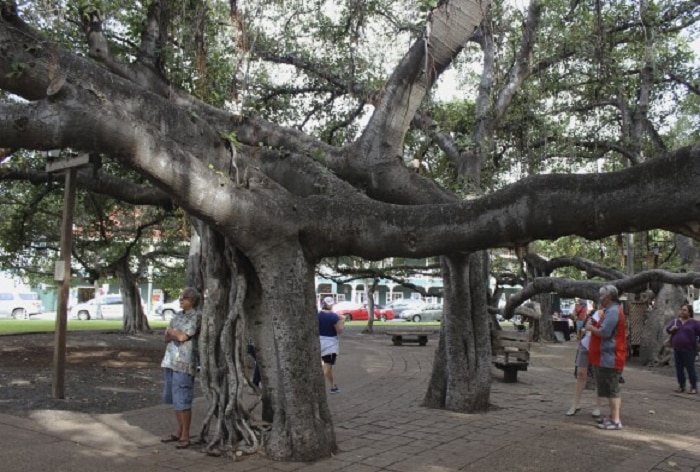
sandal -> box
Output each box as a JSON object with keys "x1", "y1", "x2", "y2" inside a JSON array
[
  {"x1": 674, "y1": 387, "x2": 685, "y2": 393},
  {"x1": 160, "y1": 433, "x2": 180, "y2": 443},
  {"x1": 175, "y1": 440, "x2": 190, "y2": 449}
]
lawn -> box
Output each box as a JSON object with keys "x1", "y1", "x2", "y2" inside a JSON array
[
  {"x1": 0, "y1": 319, "x2": 439, "y2": 336},
  {"x1": 0, "y1": 319, "x2": 168, "y2": 335}
]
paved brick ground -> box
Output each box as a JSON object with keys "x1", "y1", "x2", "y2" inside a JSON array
[{"x1": 1, "y1": 328, "x2": 699, "y2": 471}]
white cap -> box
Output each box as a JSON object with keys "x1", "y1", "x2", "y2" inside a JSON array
[{"x1": 323, "y1": 296, "x2": 334, "y2": 306}]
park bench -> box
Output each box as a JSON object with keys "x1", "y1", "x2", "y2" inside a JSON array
[
  {"x1": 385, "y1": 330, "x2": 436, "y2": 346},
  {"x1": 492, "y1": 329, "x2": 531, "y2": 383}
]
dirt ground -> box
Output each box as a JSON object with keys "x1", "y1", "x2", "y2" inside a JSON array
[{"x1": 0, "y1": 330, "x2": 165, "y2": 417}]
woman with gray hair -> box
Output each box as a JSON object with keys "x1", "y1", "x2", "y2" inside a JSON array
[{"x1": 160, "y1": 287, "x2": 202, "y2": 449}]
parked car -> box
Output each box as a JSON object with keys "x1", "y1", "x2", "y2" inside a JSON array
[
  {"x1": 155, "y1": 300, "x2": 181, "y2": 320},
  {"x1": 332, "y1": 301, "x2": 394, "y2": 321},
  {"x1": 384, "y1": 298, "x2": 427, "y2": 318},
  {"x1": 559, "y1": 299, "x2": 576, "y2": 317},
  {"x1": 399, "y1": 304, "x2": 443, "y2": 322},
  {"x1": 70, "y1": 294, "x2": 145, "y2": 320},
  {"x1": 0, "y1": 291, "x2": 44, "y2": 319}
]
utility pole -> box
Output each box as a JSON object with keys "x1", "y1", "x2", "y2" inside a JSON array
[{"x1": 47, "y1": 152, "x2": 90, "y2": 399}]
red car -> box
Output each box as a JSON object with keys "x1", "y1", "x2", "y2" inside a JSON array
[{"x1": 332, "y1": 302, "x2": 394, "y2": 321}]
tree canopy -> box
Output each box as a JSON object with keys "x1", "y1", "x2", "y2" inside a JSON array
[{"x1": 1, "y1": 0, "x2": 699, "y2": 462}]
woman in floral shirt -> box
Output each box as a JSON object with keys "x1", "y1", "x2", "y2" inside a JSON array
[{"x1": 160, "y1": 287, "x2": 202, "y2": 449}]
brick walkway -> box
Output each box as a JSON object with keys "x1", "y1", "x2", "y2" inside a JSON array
[{"x1": 1, "y1": 329, "x2": 699, "y2": 471}]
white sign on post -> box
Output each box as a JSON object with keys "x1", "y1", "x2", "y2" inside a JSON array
[{"x1": 54, "y1": 260, "x2": 65, "y2": 282}]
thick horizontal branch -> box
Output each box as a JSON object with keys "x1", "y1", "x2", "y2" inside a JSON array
[
  {"x1": 505, "y1": 269, "x2": 700, "y2": 317},
  {"x1": 524, "y1": 253, "x2": 625, "y2": 280},
  {"x1": 0, "y1": 167, "x2": 173, "y2": 207}
]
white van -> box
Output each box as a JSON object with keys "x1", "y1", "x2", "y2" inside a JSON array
[{"x1": 0, "y1": 291, "x2": 44, "y2": 319}]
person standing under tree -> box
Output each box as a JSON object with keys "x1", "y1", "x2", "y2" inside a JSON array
[
  {"x1": 666, "y1": 303, "x2": 700, "y2": 394},
  {"x1": 160, "y1": 287, "x2": 202, "y2": 449},
  {"x1": 566, "y1": 301, "x2": 603, "y2": 417},
  {"x1": 586, "y1": 285, "x2": 626, "y2": 430},
  {"x1": 573, "y1": 299, "x2": 588, "y2": 340},
  {"x1": 318, "y1": 296, "x2": 344, "y2": 394}
]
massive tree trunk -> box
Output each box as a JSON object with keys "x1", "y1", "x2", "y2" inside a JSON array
[
  {"x1": 250, "y1": 243, "x2": 337, "y2": 461},
  {"x1": 534, "y1": 293, "x2": 555, "y2": 342},
  {"x1": 196, "y1": 224, "x2": 264, "y2": 457},
  {"x1": 115, "y1": 257, "x2": 149, "y2": 333},
  {"x1": 191, "y1": 221, "x2": 335, "y2": 460},
  {"x1": 423, "y1": 252, "x2": 492, "y2": 411},
  {"x1": 639, "y1": 284, "x2": 687, "y2": 365}
]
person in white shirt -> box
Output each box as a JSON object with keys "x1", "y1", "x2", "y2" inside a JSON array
[{"x1": 566, "y1": 301, "x2": 603, "y2": 417}]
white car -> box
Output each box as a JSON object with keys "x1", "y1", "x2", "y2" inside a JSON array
[
  {"x1": 0, "y1": 291, "x2": 44, "y2": 319},
  {"x1": 155, "y1": 300, "x2": 181, "y2": 321},
  {"x1": 71, "y1": 294, "x2": 145, "y2": 321}
]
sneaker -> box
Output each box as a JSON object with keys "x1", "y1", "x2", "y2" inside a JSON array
[
  {"x1": 598, "y1": 420, "x2": 623, "y2": 430},
  {"x1": 591, "y1": 408, "x2": 601, "y2": 418},
  {"x1": 596, "y1": 416, "x2": 609, "y2": 425},
  {"x1": 330, "y1": 386, "x2": 340, "y2": 394}
]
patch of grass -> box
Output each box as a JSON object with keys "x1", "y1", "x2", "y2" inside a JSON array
[{"x1": 0, "y1": 319, "x2": 168, "y2": 335}]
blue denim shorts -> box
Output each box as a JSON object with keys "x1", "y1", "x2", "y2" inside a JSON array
[{"x1": 162, "y1": 368, "x2": 194, "y2": 410}]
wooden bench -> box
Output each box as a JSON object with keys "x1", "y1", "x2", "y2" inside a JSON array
[
  {"x1": 492, "y1": 329, "x2": 531, "y2": 383},
  {"x1": 385, "y1": 330, "x2": 436, "y2": 346}
]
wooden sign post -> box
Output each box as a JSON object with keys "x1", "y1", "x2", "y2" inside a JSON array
[{"x1": 47, "y1": 153, "x2": 90, "y2": 399}]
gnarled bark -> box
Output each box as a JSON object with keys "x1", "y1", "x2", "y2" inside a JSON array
[
  {"x1": 423, "y1": 252, "x2": 492, "y2": 411},
  {"x1": 114, "y1": 257, "x2": 149, "y2": 333},
  {"x1": 639, "y1": 284, "x2": 687, "y2": 366}
]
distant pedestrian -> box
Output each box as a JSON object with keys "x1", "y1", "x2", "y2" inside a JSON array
[
  {"x1": 566, "y1": 302, "x2": 603, "y2": 417},
  {"x1": 318, "y1": 296, "x2": 344, "y2": 394},
  {"x1": 586, "y1": 285, "x2": 626, "y2": 430},
  {"x1": 666, "y1": 303, "x2": 700, "y2": 394},
  {"x1": 160, "y1": 287, "x2": 202, "y2": 449}
]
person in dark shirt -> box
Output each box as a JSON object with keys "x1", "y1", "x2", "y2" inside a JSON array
[
  {"x1": 318, "y1": 296, "x2": 345, "y2": 394},
  {"x1": 666, "y1": 303, "x2": 700, "y2": 394}
]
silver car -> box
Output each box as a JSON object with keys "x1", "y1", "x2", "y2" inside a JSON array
[{"x1": 399, "y1": 304, "x2": 443, "y2": 322}]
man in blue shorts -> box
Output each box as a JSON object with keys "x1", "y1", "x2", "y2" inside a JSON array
[
  {"x1": 160, "y1": 287, "x2": 202, "y2": 449},
  {"x1": 318, "y1": 297, "x2": 345, "y2": 394}
]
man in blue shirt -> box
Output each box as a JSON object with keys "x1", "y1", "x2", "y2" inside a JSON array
[{"x1": 318, "y1": 296, "x2": 345, "y2": 394}]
